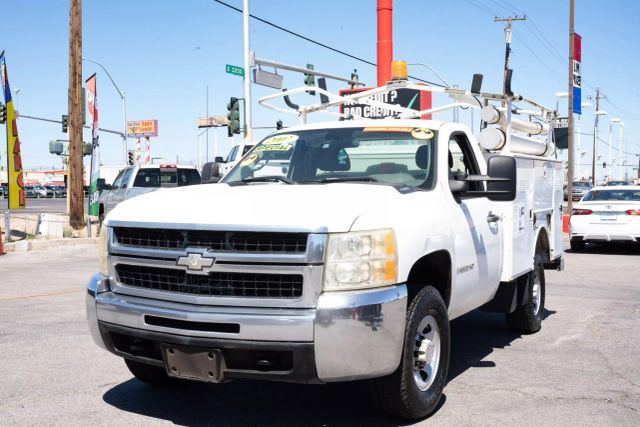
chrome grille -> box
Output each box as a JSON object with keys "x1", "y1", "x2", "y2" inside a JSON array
[
  {"x1": 115, "y1": 264, "x2": 303, "y2": 298},
  {"x1": 113, "y1": 227, "x2": 308, "y2": 253}
]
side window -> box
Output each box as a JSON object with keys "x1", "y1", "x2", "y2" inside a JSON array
[
  {"x1": 178, "y1": 169, "x2": 201, "y2": 186},
  {"x1": 448, "y1": 134, "x2": 484, "y2": 192},
  {"x1": 226, "y1": 146, "x2": 239, "y2": 162},
  {"x1": 120, "y1": 168, "x2": 135, "y2": 188},
  {"x1": 111, "y1": 170, "x2": 126, "y2": 189}
]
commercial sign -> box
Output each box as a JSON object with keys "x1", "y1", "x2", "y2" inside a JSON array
[
  {"x1": 0, "y1": 52, "x2": 25, "y2": 209},
  {"x1": 339, "y1": 87, "x2": 432, "y2": 120},
  {"x1": 127, "y1": 119, "x2": 158, "y2": 138},
  {"x1": 198, "y1": 116, "x2": 229, "y2": 128},
  {"x1": 572, "y1": 33, "x2": 582, "y2": 115},
  {"x1": 86, "y1": 74, "x2": 100, "y2": 216},
  {"x1": 552, "y1": 117, "x2": 569, "y2": 150}
]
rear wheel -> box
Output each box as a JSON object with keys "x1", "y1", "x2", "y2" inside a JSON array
[
  {"x1": 570, "y1": 238, "x2": 585, "y2": 252},
  {"x1": 506, "y1": 254, "x2": 545, "y2": 334},
  {"x1": 369, "y1": 286, "x2": 450, "y2": 420},
  {"x1": 125, "y1": 359, "x2": 174, "y2": 386}
]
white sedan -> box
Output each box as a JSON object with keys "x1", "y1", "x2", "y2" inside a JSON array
[{"x1": 569, "y1": 185, "x2": 640, "y2": 251}]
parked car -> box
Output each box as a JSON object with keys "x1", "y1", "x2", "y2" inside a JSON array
[
  {"x1": 32, "y1": 186, "x2": 54, "y2": 198},
  {"x1": 564, "y1": 181, "x2": 593, "y2": 201},
  {"x1": 0, "y1": 184, "x2": 7, "y2": 199},
  {"x1": 569, "y1": 185, "x2": 640, "y2": 251},
  {"x1": 98, "y1": 164, "x2": 201, "y2": 220},
  {"x1": 24, "y1": 186, "x2": 39, "y2": 198},
  {"x1": 49, "y1": 186, "x2": 67, "y2": 198}
]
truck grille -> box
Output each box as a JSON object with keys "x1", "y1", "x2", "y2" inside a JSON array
[
  {"x1": 115, "y1": 264, "x2": 303, "y2": 298},
  {"x1": 113, "y1": 227, "x2": 308, "y2": 253}
]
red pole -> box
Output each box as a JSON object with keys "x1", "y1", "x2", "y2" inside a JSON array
[{"x1": 377, "y1": 0, "x2": 393, "y2": 86}]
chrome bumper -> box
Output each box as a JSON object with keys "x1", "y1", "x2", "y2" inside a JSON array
[{"x1": 86, "y1": 273, "x2": 407, "y2": 382}]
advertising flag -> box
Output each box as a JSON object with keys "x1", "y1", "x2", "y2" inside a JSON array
[
  {"x1": 0, "y1": 51, "x2": 25, "y2": 209},
  {"x1": 572, "y1": 33, "x2": 582, "y2": 115},
  {"x1": 86, "y1": 74, "x2": 100, "y2": 216}
]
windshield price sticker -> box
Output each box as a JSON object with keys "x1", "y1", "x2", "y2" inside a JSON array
[
  {"x1": 240, "y1": 153, "x2": 259, "y2": 166},
  {"x1": 255, "y1": 134, "x2": 298, "y2": 152},
  {"x1": 411, "y1": 128, "x2": 434, "y2": 140}
]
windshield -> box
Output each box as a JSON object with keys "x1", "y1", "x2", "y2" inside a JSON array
[
  {"x1": 573, "y1": 182, "x2": 592, "y2": 188},
  {"x1": 222, "y1": 126, "x2": 437, "y2": 187},
  {"x1": 582, "y1": 189, "x2": 640, "y2": 201}
]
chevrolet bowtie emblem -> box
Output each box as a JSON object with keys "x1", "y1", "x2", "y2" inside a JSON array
[{"x1": 177, "y1": 253, "x2": 215, "y2": 272}]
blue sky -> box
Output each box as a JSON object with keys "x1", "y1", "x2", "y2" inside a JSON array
[{"x1": 2, "y1": 0, "x2": 639, "y2": 180}]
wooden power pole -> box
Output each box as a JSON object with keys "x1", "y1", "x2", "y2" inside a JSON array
[
  {"x1": 494, "y1": 15, "x2": 527, "y2": 96},
  {"x1": 68, "y1": 0, "x2": 83, "y2": 228},
  {"x1": 567, "y1": 0, "x2": 575, "y2": 212}
]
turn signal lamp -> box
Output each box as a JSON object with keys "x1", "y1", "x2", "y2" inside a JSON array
[{"x1": 391, "y1": 60, "x2": 408, "y2": 81}]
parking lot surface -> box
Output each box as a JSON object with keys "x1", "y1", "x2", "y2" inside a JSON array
[{"x1": 1, "y1": 242, "x2": 639, "y2": 426}]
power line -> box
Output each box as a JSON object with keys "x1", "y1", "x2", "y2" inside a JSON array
[
  {"x1": 511, "y1": 32, "x2": 565, "y2": 85},
  {"x1": 603, "y1": 98, "x2": 640, "y2": 121},
  {"x1": 211, "y1": 0, "x2": 443, "y2": 87}
]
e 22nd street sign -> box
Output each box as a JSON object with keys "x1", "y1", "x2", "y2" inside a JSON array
[{"x1": 225, "y1": 64, "x2": 245, "y2": 77}]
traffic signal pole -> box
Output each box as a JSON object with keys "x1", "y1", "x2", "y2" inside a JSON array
[{"x1": 242, "y1": 0, "x2": 252, "y2": 142}]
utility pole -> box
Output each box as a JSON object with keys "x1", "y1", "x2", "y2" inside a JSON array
[
  {"x1": 566, "y1": 0, "x2": 574, "y2": 211},
  {"x1": 591, "y1": 88, "x2": 605, "y2": 186},
  {"x1": 494, "y1": 15, "x2": 527, "y2": 96},
  {"x1": 67, "y1": 0, "x2": 84, "y2": 228}
]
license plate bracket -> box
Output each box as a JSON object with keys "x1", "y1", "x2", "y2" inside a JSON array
[{"x1": 162, "y1": 345, "x2": 223, "y2": 383}]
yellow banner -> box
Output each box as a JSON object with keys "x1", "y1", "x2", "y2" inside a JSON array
[{"x1": 1, "y1": 53, "x2": 25, "y2": 208}]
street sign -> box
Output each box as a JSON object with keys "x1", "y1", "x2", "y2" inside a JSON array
[
  {"x1": 198, "y1": 116, "x2": 229, "y2": 128},
  {"x1": 253, "y1": 68, "x2": 283, "y2": 89},
  {"x1": 339, "y1": 87, "x2": 432, "y2": 119},
  {"x1": 225, "y1": 64, "x2": 245, "y2": 77},
  {"x1": 127, "y1": 120, "x2": 158, "y2": 138},
  {"x1": 552, "y1": 116, "x2": 569, "y2": 149}
]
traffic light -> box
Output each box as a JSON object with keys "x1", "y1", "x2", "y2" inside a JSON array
[
  {"x1": 304, "y1": 63, "x2": 315, "y2": 95},
  {"x1": 603, "y1": 162, "x2": 606, "y2": 168},
  {"x1": 276, "y1": 119, "x2": 283, "y2": 130},
  {"x1": 62, "y1": 114, "x2": 68, "y2": 133},
  {"x1": 226, "y1": 97, "x2": 241, "y2": 137},
  {"x1": 0, "y1": 103, "x2": 6, "y2": 124},
  {"x1": 127, "y1": 150, "x2": 135, "y2": 165}
]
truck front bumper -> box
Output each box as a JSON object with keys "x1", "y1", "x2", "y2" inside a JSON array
[{"x1": 86, "y1": 273, "x2": 407, "y2": 383}]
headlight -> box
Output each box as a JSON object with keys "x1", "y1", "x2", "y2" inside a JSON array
[
  {"x1": 323, "y1": 229, "x2": 397, "y2": 291},
  {"x1": 98, "y1": 224, "x2": 109, "y2": 276}
]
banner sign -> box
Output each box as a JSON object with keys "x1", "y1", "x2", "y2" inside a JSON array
[
  {"x1": 198, "y1": 116, "x2": 229, "y2": 128},
  {"x1": 86, "y1": 74, "x2": 100, "y2": 216},
  {"x1": 0, "y1": 52, "x2": 25, "y2": 209},
  {"x1": 572, "y1": 33, "x2": 582, "y2": 115},
  {"x1": 339, "y1": 87, "x2": 432, "y2": 119},
  {"x1": 127, "y1": 119, "x2": 158, "y2": 138}
]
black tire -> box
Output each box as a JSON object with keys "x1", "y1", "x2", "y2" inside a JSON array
[
  {"x1": 125, "y1": 359, "x2": 173, "y2": 386},
  {"x1": 369, "y1": 286, "x2": 450, "y2": 421},
  {"x1": 570, "y1": 238, "x2": 585, "y2": 252},
  {"x1": 506, "y1": 254, "x2": 545, "y2": 334}
]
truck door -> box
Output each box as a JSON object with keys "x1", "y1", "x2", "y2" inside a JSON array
[
  {"x1": 446, "y1": 133, "x2": 503, "y2": 317},
  {"x1": 110, "y1": 167, "x2": 135, "y2": 209}
]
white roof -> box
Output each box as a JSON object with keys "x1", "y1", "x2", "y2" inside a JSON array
[{"x1": 277, "y1": 118, "x2": 446, "y2": 133}]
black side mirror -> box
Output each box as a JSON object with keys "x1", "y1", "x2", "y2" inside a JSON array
[
  {"x1": 96, "y1": 178, "x2": 111, "y2": 191},
  {"x1": 449, "y1": 179, "x2": 469, "y2": 194},
  {"x1": 201, "y1": 162, "x2": 221, "y2": 184},
  {"x1": 486, "y1": 156, "x2": 516, "y2": 201},
  {"x1": 214, "y1": 156, "x2": 225, "y2": 163}
]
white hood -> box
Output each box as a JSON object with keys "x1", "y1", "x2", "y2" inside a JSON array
[{"x1": 105, "y1": 183, "x2": 402, "y2": 233}]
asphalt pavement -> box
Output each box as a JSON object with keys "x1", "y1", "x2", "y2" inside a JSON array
[
  {"x1": 1, "y1": 242, "x2": 639, "y2": 426},
  {"x1": 0, "y1": 197, "x2": 74, "y2": 214}
]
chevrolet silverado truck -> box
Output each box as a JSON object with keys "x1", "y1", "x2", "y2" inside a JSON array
[{"x1": 87, "y1": 81, "x2": 563, "y2": 420}]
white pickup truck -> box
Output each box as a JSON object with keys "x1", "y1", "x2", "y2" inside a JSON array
[{"x1": 87, "y1": 82, "x2": 563, "y2": 420}]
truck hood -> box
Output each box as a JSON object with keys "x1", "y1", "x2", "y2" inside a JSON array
[{"x1": 105, "y1": 183, "x2": 403, "y2": 233}]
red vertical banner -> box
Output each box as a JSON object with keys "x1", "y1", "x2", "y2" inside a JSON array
[{"x1": 573, "y1": 33, "x2": 582, "y2": 62}]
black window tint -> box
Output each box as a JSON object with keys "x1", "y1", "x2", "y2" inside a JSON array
[
  {"x1": 133, "y1": 168, "x2": 161, "y2": 188},
  {"x1": 178, "y1": 169, "x2": 201, "y2": 186}
]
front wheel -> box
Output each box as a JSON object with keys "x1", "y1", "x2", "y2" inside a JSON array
[
  {"x1": 125, "y1": 359, "x2": 174, "y2": 386},
  {"x1": 369, "y1": 286, "x2": 450, "y2": 421},
  {"x1": 506, "y1": 254, "x2": 545, "y2": 334}
]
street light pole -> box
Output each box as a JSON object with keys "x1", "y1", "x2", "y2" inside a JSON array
[
  {"x1": 619, "y1": 122, "x2": 624, "y2": 180},
  {"x1": 82, "y1": 58, "x2": 128, "y2": 165}
]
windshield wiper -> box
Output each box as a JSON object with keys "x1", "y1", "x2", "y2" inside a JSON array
[
  {"x1": 237, "y1": 176, "x2": 296, "y2": 185},
  {"x1": 300, "y1": 176, "x2": 380, "y2": 184}
]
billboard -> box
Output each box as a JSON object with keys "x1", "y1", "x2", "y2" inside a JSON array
[
  {"x1": 127, "y1": 119, "x2": 158, "y2": 138},
  {"x1": 339, "y1": 86, "x2": 432, "y2": 120},
  {"x1": 86, "y1": 74, "x2": 100, "y2": 216},
  {"x1": 0, "y1": 52, "x2": 25, "y2": 209}
]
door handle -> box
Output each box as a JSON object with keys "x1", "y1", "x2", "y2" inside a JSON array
[{"x1": 487, "y1": 212, "x2": 501, "y2": 223}]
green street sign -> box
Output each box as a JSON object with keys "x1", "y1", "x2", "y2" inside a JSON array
[{"x1": 225, "y1": 64, "x2": 245, "y2": 77}]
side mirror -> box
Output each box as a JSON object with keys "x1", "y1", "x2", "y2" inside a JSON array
[
  {"x1": 486, "y1": 156, "x2": 516, "y2": 201},
  {"x1": 96, "y1": 178, "x2": 111, "y2": 191},
  {"x1": 214, "y1": 156, "x2": 225, "y2": 163},
  {"x1": 201, "y1": 162, "x2": 221, "y2": 184},
  {"x1": 449, "y1": 179, "x2": 469, "y2": 194}
]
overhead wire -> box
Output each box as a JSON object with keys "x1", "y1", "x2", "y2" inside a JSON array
[{"x1": 211, "y1": 0, "x2": 444, "y2": 87}]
